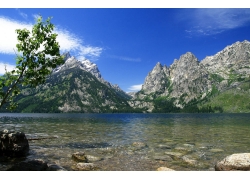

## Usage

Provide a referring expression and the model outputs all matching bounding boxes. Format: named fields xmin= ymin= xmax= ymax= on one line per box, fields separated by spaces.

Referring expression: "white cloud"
xmin=109 ymin=55 xmax=141 ymax=62
xmin=32 ymin=14 xmax=40 ymax=20
xmin=0 ymin=16 xmax=102 ymax=61
xmin=128 ymin=84 xmax=142 ymax=91
xmin=182 ymin=9 xmax=250 ymax=36
xmin=16 ymin=9 xmax=28 ymax=19
xmin=0 ymin=16 xmax=32 ymax=54
xmin=0 ymin=62 xmax=16 ymax=75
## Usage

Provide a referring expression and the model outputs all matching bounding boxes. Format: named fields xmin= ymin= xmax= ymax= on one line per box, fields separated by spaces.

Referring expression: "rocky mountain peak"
xmin=62 ymin=52 xmax=71 ymax=61
xmin=52 ymin=52 xmax=130 ymax=100
xmin=178 ymin=52 xmax=199 ymax=65
xmin=53 ymin=53 xmax=102 ymax=80
xmin=140 ymin=62 xmax=170 ymax=95
xmin=201 ymin=40 xmax=250 ymax=78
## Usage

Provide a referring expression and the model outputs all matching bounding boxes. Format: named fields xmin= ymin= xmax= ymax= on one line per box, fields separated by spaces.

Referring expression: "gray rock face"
xmin=0 ymin=129 xmax=29 ymax=157
xmin=131 ymin=40 xmax=250 ymax=110
xmin=169 ymin=52 xmax=212 ymax=106
xmin=215 ymin=153 xmax=250 ymax=171
xmin=201 ymin=40 xmax=250 ymax=79
xmin=141 ymin=62 xmax=170 ymax=94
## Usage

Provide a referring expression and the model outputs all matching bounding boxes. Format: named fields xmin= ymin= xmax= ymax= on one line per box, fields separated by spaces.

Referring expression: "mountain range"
xmin=1 ymin=40 xmax=250 ymax=113
xmin=129 ymin=40 xmax=250 ymax=113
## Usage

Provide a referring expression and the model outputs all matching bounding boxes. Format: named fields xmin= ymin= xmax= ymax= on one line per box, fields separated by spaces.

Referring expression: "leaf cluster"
xmin=0 ymin=16 xmax=64 ymax=110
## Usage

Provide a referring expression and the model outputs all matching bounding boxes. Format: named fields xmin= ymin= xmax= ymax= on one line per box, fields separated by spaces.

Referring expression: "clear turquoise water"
xmin=0 ymin=113 xmax=250 ymax=171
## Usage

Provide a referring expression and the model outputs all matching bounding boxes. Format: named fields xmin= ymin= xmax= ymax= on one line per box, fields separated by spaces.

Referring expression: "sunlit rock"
xmin=72 ymin=163 xmax=99 ymax=171
xmin=72 ymin=152 xmax=88 ymax=162
xmin=157 ymin=167 xmax=175 ymax=171
xmin=215 ymin=153 xmax=250 ymax=171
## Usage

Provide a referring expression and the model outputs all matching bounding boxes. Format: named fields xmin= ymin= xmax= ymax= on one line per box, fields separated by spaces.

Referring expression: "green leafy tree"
xmin=0 ymin=16 xmax=64 ymax=110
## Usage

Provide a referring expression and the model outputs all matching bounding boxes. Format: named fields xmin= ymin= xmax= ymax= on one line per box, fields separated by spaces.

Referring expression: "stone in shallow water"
xmin=153 ymin=155 xmax=173 ymax=161
xmin=157 ymin=144 xmax=172 ymax=149
xmin=174 ymin=146 xmax=193 ymax=152
xmin=209 ymin=148 xmax=224 ymax=153
xmin=7 ymin=159 xmax=48 ymax=171
xmin=183 ymin=143 xmax=195 ymax=148
xmin=164 ymin=152 xmax=183 ymax=159
xmin=85 ymin=155 xmax=103 ymax=162
xmin=182 ymin=155 xmax=198 ymax=166
xmin=215 ymin=153 xmax=250 ymax=171
xmin=73 ymin=163 xmax=99 ymax=171
xmin=157 ymin=167 xmax=175 ymax=171
xmin=0 ymin=130 xmax=29 ymax=157
xmin=72 ymin=152 xmax=88 ymax=162
xmin=132 ymin=142 xmax=147 ymax=148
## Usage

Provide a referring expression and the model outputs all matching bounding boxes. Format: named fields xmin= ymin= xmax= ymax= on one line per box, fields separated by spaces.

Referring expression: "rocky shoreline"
xmin=1 ymin=129 xmax=250 ymax=171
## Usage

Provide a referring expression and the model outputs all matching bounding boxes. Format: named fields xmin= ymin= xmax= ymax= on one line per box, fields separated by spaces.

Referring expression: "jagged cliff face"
xmin=131 ymin=40 xmax=250 ymax=111
xmin=201 ymin=40 xmax=250 ymax=78
xmin=132 ymin=52 xmax=213 ymax=109
xmin=168 ymin=52 xmax=212 ymax=105
xmin=141 ymin=62 xmax=169 ymax=94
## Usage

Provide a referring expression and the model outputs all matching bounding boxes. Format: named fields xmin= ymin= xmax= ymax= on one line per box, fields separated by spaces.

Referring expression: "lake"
xmin=0 ymin=113 xmax=250 ymax=171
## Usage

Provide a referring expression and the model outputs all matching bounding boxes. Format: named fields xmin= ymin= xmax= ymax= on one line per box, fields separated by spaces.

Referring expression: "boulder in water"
xmin=215 ymin=153 xmax=250 ymax=171
xmin=72 ymin=152 xmax=88 ymax=162
xmin=0 ymin=129 xmax=29 ymax=157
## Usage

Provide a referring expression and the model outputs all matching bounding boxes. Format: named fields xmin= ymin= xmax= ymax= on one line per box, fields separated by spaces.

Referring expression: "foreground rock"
xmin=0 ymin=129 xmax=29 ymax=157
xmin=72 ymin=163 xmax=99 ymax=171
xmin=157 ymin=167 xmax=175 ymax=171
xmin=72 ymin=152 xmax=88 ymax=162
xmin=215 ymin=153 xmax=250 ymax=171
xmin=7 ymin=159 xmax=48 ymax=171
xmin=85 ymin=155 xmax=103 ymax=162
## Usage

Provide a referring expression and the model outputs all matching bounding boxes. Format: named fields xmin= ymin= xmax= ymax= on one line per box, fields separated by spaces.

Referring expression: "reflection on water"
xmin=0 ymin=113 xmax=250 ymax=171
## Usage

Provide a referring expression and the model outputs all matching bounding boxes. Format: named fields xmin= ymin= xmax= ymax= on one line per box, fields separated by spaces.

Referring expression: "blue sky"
xmin=1 ymin=8 xmax=250 ymax=92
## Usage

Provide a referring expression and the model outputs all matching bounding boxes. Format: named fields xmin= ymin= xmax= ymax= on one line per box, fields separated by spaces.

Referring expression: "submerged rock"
xmin=131 ymin=142 xmax=148 ymax=151
xmin=209 ymin=148 xmax=224 ymax=153
xmin=164 ymin=151 xmax=183 ymax=159
xmin=72 ymin=152 xmax=88 ymax=162
xmin=182 ymin=155 xmax=198 ymax=166
xmin=153 ymin=155 xmax=173 ymax=161
xmin=0 ymin=129 xmax=29 ymax=157
xmin=174 ymin=146 xmax=193 ymax=153
xmin=215 ymin=153 xmax=250 ymax=171
xmin=7 ymin=159 xmax=48 ymax=171
xmin=157 ymin=144 xmax=172 ymax=149
xmin=132 ymin=142 xmax=147 ymax=148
